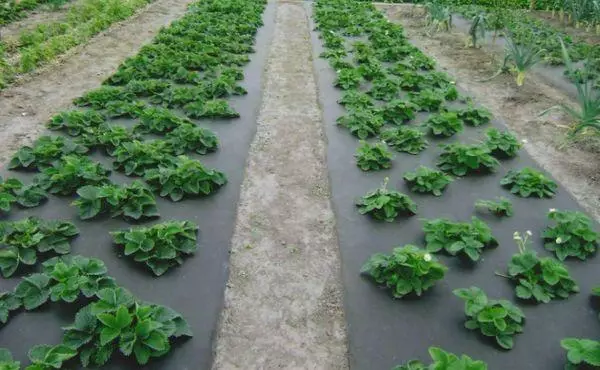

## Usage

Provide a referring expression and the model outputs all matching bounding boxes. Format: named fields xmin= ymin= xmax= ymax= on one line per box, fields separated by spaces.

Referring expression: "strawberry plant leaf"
xmin=500 ymin=167 xmax=557 ymax=198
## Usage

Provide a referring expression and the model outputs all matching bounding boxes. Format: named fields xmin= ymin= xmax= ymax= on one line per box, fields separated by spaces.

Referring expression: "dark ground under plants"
xmin=307 ymin=2 xmax=600 ymax=369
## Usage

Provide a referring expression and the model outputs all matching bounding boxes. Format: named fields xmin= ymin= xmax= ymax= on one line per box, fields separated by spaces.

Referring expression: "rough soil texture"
xmin=382 ymin=5 xmax=600 ymax=223
xmin=212 ymin=3 xmax=349 ymax=369
xmin=0 ymin=0 xmax=197 ymax=165
xmin=0 ymin=0 xmax=77 ymax=41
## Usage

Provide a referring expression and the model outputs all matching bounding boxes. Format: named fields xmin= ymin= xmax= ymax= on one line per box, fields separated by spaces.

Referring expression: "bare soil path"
xmin=212 ymin=2 xmax=349 ymax=369
xmin=382 ymin=4 xmax=600 ymax=224
xmin=0 ymin=0 xmax=197 ymax=164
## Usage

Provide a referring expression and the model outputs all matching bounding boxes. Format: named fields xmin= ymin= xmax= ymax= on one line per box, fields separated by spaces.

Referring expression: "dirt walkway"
xmin=0 ymin=0 xmax=197 ymax=164
xmin=212 ymin=2 xmax=348 ymax=369
xmin=382 ymin=5 xmax=600 ymax=224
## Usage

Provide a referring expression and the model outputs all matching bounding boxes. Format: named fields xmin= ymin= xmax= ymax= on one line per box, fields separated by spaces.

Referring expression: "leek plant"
xmin=541 ymin=39 xmax=600 ymax=137
xmin=482 ymin=34 xmax=544 ymax=87
xmin=425 ymin=1 xmax=452 ymax=35
xmin=468 ymin=12 xmax=487 ymax=48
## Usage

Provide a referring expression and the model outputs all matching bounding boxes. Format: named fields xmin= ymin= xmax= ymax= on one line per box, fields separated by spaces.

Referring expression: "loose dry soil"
xmin=0 ymin=0 xmax=198 ymax=164
xmin=212 ymin=2 xmax=349 ymax=369
xmin=381 ymin=4 xmax=600 ymax=223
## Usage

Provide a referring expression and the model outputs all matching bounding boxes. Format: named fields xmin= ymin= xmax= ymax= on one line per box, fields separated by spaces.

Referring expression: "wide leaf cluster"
xmin=0 ymin=217 xmax=79 ymax=277
xmin=380 ymin=127 xmax=428 ymax=154
xmin=112 ymin=140 xmax=175 ymax=176
xmin=8 ymin=136 xmax=88 ymax=170
xmin=393 ymin=347 xmax=487 ymax=370
xmin=72 ymin=181 xmax=159 ymax=221
xmin=361 ymin=245 xmax=447 ymax=298
xmin=454 ymin=286 xmax=525 ymax=350
xmin=424 ymin=111 xmax=463 ymax=137
xmin=111 ymin=221 xmax=198 ymax=276
xmin=403 ymin=166 xmax=452 ymax=196
xmin=34 ymin=155 xmax=111 ymax=195
xmin=501 ymin=167 xmax=557 ymax=198
xmin=543 ymin=210 xmax=599 ymax=261
xmin=423 ymin=217 xmax=497 ymax=261
xmin=354 ymin=141 xmax=393 ymax=171
xmin=437 ymin=143 xmax=499 ymax=176
xmin=561 ymin=338 xmax=600 ymax=369
xmin=484 ymin=128 xmax=522 ymax=158
xmin=356 ymin=180 xmax=417 ymax=222
xmin=0 ymin=176 xmax=47 ymax=212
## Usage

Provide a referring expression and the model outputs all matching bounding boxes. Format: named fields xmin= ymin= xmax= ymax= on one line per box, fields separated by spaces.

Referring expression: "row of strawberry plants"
xmin=0 ymin=0 xmax=267 ymax=367
xmin=0 ymin=0 xmax=155 ymax=89
xmin=314 ymin=0 xmax=600 ymax=367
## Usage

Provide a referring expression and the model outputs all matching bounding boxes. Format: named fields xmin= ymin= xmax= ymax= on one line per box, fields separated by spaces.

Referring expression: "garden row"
xmin=0 ymin=0 xmax=154 ymax=89
xmin=310 ymin=0 xmax=600 ymax=368
xmin=0 ymin=0 xmax=269 ymax=368
xmin=0 ymin=0 xmax=69 ymax=26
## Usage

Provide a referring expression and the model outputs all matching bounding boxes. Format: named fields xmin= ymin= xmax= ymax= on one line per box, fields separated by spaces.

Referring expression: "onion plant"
xmin=541 ymin=39 xmax=600 ymax=137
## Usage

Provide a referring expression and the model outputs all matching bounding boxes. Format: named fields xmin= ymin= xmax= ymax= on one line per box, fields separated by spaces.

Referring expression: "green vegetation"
xmin=437 ymin=143 xmax=499 ymax=176
xmin=356 ymin=178 xmax=418 ymax=221
xmin=500 ymin=167 xmax=557 ymax=198
xmin=423 ymin=217 xmax=498 ymax=261
xmin=403 ymin=166 xmax=452 ymax=196
xmin=361 ymin=245 xmax=447 ymax=298
xmin=543 ymin=209 xmax=599 ymax=260
xmin=354 ymin=141 xmax=393 ymax=171
xmin=394 ymin=347 xmax=487 ymax=370
xmin=475 ymin=197 xmax=513 ymax=217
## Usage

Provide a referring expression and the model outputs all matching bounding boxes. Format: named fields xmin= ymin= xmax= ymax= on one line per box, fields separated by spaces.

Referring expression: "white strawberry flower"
xmin=423 ymin=253 xmax=432 ymax=262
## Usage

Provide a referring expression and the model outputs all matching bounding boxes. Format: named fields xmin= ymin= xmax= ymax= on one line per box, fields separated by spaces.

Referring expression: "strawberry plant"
xmin=61 ymin=287 xmax=192 ymax=366
xmin=104 ymin=101 xmax=146 ymax=119
xmin=454 ymin=286 xmax=525 ymax=350
xmin=165 ymin=123 xmax=219 ymax=155
xmin=356 ymin=178 xmax=417 ymax=222
xmin=184 ymin=99 xmax=239 ymax=119
xmin=156 ymin=87 xmax=203 ymax=107
xmin=81 ymin=124 xmax=139 ymax=156
xmin=0 ymin=217 xmax=79 ymax=277
xmin=561 ymin=338 xmax=600 ymax=369
xmin=394 ymin=347 xmax=487 ymax=370
xmin=338 ymin=91 xmax=374 ymax=110
xmin=484 ymin=128 xmax=522 ymax=158
xmin=475 ymin=197 xmax=513 ymax=217
xmin=424 ymin=111 xmax=464 ymax=137
xmin=408 ymin=89 xmax=444 ymax=111
xmin=355 ymin=141 xmax=393 ymax=171
xmin=423 ymin=217 xmax=498 ymax=261
xmin=112 ymin=140 xmax=175 ymax=176
xmin=8 ymin=135 xmax=88 ymax=170
xmin=0 ymin=292 xmax=20 ymax=324
xmin=144 ymin=156 xmax=227 ymax=201
xmin=357 ymin=58 xmax=386 ymax=81
xmin=125 ymin=79 xmax=171 ymax=97
xmin=499 ymin=230 xmax=578 ymax=303
xmin=403 ymin=166 xmax=452 ymax=196
xmin=441 ymin=85 xmax=459 ymax=101
xmin=73 ymin=86 xmax=134 ymax=109
xmin=72 ymin=181 xmax=159 ymax=221
xmin=135 ymin=107 xmax=191 ymax=134
xmin=380 ymin=127 xmax=428 ymax=154
xmin=14 ymin=255 xmax=116 ymax=310
xmin=199 ymin=74 xmax=247 ymax=99
xmin=500 ymin=168 xmax=557 ymax=198
xmin=394 ymin=70 xmax=426 ymax=91
xmin=437 ymin=143 xmax=499 ymax=176
xmin=334 ymin=67 xmax=363 ymax=90
xmin=457 ymin=106 xmax=492 ymax=126
xmin=361 ymin=245 xmax=447 ymax=298
xmin=47 ymin=110 xmax=105 ymax=136
xmin=34 ymin=155 xmax=111 ymax=195
xmin=379 ymin=100 xmax=418 ymax=125
xmin=0 ymin=348 xmax=19 ymax=369
xmin=27 ymin=344 xmax=77 ymax=369
xmin=368 ymin=76 xmax=401 ymax=101
xmin=111 ymin=221 xmax=198 ymax=276
xmin=543 ymin=209 xmax=599 ymax=261
xmin=0 ymin=177 xmax=47 ymax=212
xmin=336 ymin=109 xmax=384 ymax=139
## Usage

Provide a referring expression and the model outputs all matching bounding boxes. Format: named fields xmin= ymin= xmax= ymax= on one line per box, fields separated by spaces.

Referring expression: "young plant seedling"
xmin=403 ymin=166 xmax=452 ymax=196
xmin=561 ymin=338 xmax=600 ymax=369
xmin=380 ymin=127 xmax=428 ymax=154
xmin=0 ymin=176 xmax=47 ymax=212
xmin=111 ymin=221 xmax=198 ymax=276
xmin=165 ymin=123 xmax=219 ymax=155
xmin=356 ymin=177 xmax=417 ymax=222
xmin=0 ymin=348 xmax=20 ymax=369
xmin=424 ymin=111 xmax=464 ymax=137
xmin=34 ymin=155 xmax=111 ymax=195
xmin=543 ymin=209 xmax=599 ymax=261
xmin=423 ymin=217 xmax=497 ymax=261
xmin=457 ymin=106 xmax=492 ymax=127
xmin=72 ymin=181 xmax=159 ymax=221
xmin=144 ymin=156 xmax=227 ymax=201
xmin=183 ymin=99 xmax=239 ymax=119
xmin=0 ymin=217 xmax=79 ymax=277
xmin=336 ymin=109 xmax=384 ymax=139
xmin=454 ymin=286 xmax=525 ymax=350
xmin=338 ymin=91 xmax=374 ymax=110
xmin=354 ymin=141 xmax=393 ymax=171
xmin=361 ymin=245 xmax=447 ymax=298
xmin=379 ymin=100 xmax=418 ymax=125
xmin=334 ymin=67 xmax=363 ymax=90
xmin=8 ymin=135 xmax=88 ymax=170
xmin=484 ymin=128 xmax=522 ymax=158
xmin=393 ymin=347 xmax=487 ymax=370
xmin=437 ymin=143 xmax=499 ymax=176
xmin=500 ymin=167 xmax=557 ymax=198
xmin=112 ymin=140 xmax=175 ymax=176
xmin=497 ymin=230 xmax=578 ymax=303
xmin=475 ymin=197 xmax=513 ymax=217
xmin=409 ymin=89 xmax=444 ymax=111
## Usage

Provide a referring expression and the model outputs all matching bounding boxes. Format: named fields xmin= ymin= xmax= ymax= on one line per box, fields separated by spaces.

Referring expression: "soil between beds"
xmin=308 ymin=4 xmax=600 ymax=370
xmin=0 ymin=2 xmax=276 ymax=369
